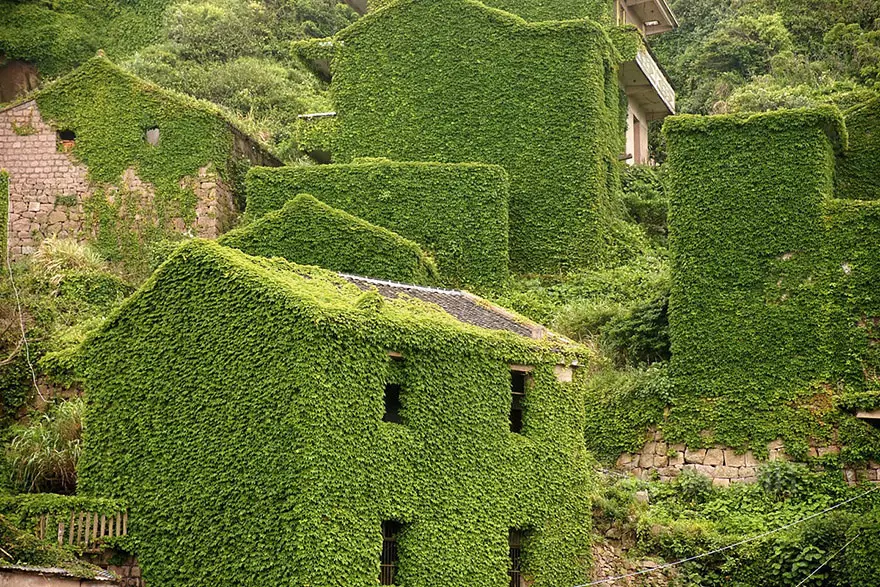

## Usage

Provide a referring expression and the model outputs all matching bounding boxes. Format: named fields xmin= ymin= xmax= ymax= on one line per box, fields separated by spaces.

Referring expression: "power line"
xmin=578 ymin=485 xmax=879 ymax=587
xmin=794 ymin=532 xmax=860 ymax=587
xmin=2 ymin=174 xmax=45 ymax=404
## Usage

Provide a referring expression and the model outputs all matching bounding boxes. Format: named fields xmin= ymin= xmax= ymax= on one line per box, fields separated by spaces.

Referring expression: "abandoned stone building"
xmin=78 ymin=239 xmax=591 ymax=587
xmin=0 ymin=56 xmax=278 ymax=260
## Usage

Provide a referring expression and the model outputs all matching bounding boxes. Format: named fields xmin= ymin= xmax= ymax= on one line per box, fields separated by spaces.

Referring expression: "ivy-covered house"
xmin=77 ymin=240 xmax=592 ymax=587
xmin=0 ymin=56 xmax=278 ymax=261
xmin=294 ymin=0 xmax=678 ymax=274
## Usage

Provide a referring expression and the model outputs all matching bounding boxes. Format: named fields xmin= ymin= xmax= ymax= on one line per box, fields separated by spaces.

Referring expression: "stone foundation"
xmin=86 ymin=550 xmax=144 ymax=587
xmin=0 ymin=100 xmax=238 ymax=259
xmin=615 ymin=429 xmax=880 ymax=486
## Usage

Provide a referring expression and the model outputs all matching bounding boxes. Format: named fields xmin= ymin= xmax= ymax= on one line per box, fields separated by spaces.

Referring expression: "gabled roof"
xmin=343 ymin=274 xmax=546 ymax=339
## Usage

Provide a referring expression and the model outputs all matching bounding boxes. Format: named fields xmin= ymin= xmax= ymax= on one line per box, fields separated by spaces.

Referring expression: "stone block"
xmin=653 ymin=455 xmax=669 ymax=468
xmin=724 ymin=451 xmax=745 ymax=467
xmin=669 ymin=452 xmax=685 ymax=467
xmin=738 ymin=467 xmax=757 ymax=478
xmin=768 ymin=439 xmax=785 ymax=451
xmin=694 ymin=464 xmax=715 ymax=477
xmin=817 ymin=446 xmax=840 ymax=457
xmin=644 ymin=442 xmax=657 ymax=456
xmin=717 ymin=466 xmax=739 ymax=479
xmin=712 ymin=478 xmax=730 ymax=488
xmin=655 ymin=441 xmax=667 ymax=455
xmin=638 ymin=451 xmax=654 ymax=468
xmin=616 ymin=453 xmax=633 ymax=468
xmin=704 ymin=448 xmax=724 ymax=467
xmin=27 ymin=201 xmax=40 ymax=212
xmin=670 ymin=443 xmax=686 ymax=453
xmin=684 ymin=448 xmax=706 ymax=464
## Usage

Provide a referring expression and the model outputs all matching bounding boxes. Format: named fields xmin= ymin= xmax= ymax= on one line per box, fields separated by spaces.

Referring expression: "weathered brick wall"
xmin=0 ymin=101 xmax=90 ymax=257
xmin=616 ymin=429 xmax=880 ymax=486
xmin=0 ymin=101 xmax=238 ymax=259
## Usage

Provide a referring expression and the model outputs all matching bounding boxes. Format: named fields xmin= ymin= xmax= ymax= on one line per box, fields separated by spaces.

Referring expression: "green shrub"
xmin=847 ymin=508 xmax=880 ymax=585
xmin=836 ymin=95 xmax=880 ymax=200
xmin=621 ymin=165 xmax=669 ymax=248
xmin=7 ymin=399 xmax=84 ymax=494
xmin=675 ymin=468 xmax=713 ymax=505
xmin=329 ymin=0 xmax=631 ymax=272
xmin=758 ymin=460 xmax=811 ymax=501
xmin=245 ymin=161 xmax=509 ymax=287
xmin=78 ymin=239 xmax=593 ymax=587
xmin=601 ymin=290 xmax=669 ymax=367
xmin=221 ymin=194 xmax=439 ymax=285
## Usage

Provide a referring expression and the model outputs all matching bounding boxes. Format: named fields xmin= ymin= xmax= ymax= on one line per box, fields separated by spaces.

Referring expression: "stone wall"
xmin=86 ymin=550 xmax=144 ymax=587
xmin=0 ymin=100 xmax=237 ymax=259
xmin=615 ymin=429 xmax=880 ymax=486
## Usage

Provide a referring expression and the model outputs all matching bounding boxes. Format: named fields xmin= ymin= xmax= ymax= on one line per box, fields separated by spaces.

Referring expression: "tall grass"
xmin=7 ymin=398 xmax=83 ymax=494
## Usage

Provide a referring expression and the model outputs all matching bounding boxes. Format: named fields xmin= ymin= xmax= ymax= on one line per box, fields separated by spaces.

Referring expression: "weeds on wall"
xmin=34 ymin=57 xmax=248 ymax=265
xmin=78 ymin=240 xmax=593 ymax=587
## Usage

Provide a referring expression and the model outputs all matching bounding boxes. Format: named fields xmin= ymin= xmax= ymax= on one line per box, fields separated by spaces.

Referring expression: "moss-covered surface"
xmin=658 ymin=107 xmax=880 ymax=460
xmin=78 ymin=239 xmax=593 ymax=587
xmin=220 ymin=194 xmax=439 ymax=285
xmin=836 ymin=95 xmax=880 ymax=200
xmin=245 ymin=160 xmax=509 ymax=287
xmin=328 ymin=0 xmax=627 ymax=273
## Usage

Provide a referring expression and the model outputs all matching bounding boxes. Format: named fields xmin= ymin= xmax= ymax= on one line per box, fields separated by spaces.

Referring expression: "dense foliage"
xmin=329 ymin=0 xmax=632 ymax=273
xmin=245 ymin=160 xmax=510 ymax=287
xmin=7 ymin=398 xmax=83 ymax=494
xmin=78 ymin=240 xmax=593 ymax=587
xmin=220 ymin=193 xmax=439 ymax=285
xmin=653 ymin=0 xmax=880 ymax=116
xmin=594 ymin=465 xmax=880 ymax=586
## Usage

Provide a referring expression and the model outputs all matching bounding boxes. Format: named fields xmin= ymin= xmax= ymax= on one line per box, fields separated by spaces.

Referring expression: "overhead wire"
xmin=793 ymin=532 xmax=860 ymax=587
xmin=577 ymin=484 xmax=879 ymax=586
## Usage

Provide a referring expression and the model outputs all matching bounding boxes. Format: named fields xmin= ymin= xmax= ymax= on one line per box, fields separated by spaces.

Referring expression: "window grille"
xmin=380 ymin=521 xmax=402 ymax=585
xmin=509 ymin=529 xmax=524 ymax=587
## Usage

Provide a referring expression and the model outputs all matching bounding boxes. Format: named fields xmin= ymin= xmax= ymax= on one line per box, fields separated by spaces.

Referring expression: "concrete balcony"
xmin=620 ymin=44 xmax=675 ymax=120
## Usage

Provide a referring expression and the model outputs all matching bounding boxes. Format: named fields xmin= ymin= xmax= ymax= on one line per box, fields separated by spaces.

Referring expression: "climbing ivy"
xmin=220 ymin=194 xmax=440 ymax=285
xmin=836 ymin=95 xmax=880 ymax=200
xmin=245 ymin=160 xmax=510 ymax=287
xmin=78 ymin=240 xmax=593 ymax=587
xmin=0 ymin=171 xmax=7 ymax=264
xmin=328 ymin=0 xmax=630 ymax=273
xmin=660 ymin=107 xmax=880 ymax=460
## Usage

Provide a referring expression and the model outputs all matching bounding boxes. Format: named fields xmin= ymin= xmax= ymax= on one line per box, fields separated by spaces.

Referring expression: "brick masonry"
xmin=615 ymin=429 xmax=880 ymax=486
xmin=0 ymin=100 xmax=240 ymax=259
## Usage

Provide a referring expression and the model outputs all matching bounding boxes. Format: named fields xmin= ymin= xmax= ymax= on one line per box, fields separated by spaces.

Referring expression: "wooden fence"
xmin=36 ymin=511 xmax=127 ymax=550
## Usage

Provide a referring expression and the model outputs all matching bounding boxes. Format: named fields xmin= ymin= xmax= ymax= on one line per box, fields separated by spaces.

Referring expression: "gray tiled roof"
xmin=341 ymin=274 xmax=542 ymax=339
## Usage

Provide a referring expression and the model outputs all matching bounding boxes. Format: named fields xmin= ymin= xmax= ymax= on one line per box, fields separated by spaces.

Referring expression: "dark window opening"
xmin=510 ymin=370 xmax=528 ymax=433
xmin=57 ymin=130 xmax=76 ymax=152
xmin=145 ymin=127 xmax=160 ymax=146
xmin=380 ymin=521 xmax=402 ymax=585
xmin=509 ymin=529 xmax=525 ymax=587
xmin=384 ymin=383 xmax=402 ymax=423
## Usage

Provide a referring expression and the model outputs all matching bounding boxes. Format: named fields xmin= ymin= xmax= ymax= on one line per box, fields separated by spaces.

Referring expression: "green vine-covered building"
xmin=293 ymin=0 xmax=678 ymax=274
xmin=78 ymin=240 xmax=593 ymax=587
